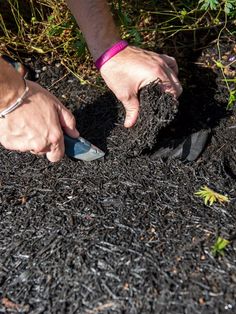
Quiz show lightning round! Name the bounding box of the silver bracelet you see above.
[0,78,29,118]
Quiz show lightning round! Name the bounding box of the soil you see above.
[0,37,236,314]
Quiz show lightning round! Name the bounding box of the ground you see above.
[0,34,236,314]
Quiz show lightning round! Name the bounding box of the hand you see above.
[100,46,183,128]
[0,80,79,162]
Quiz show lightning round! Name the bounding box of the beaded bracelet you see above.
[95,40,128,70]
[0,78,29,118]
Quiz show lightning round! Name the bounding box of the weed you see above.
[195,186,230,206]
[227,89,236,108]
[211,236,230,256]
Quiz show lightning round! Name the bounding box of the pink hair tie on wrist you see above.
[95,40,128,70]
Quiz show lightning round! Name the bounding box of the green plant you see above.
[199,0,219,11]
[228,89,236,108]
[199,0,236,16]
[195,186,230,206]
[214,59,236,108]
[211,236,230,256]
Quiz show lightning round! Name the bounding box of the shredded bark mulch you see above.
[0,40,236,314]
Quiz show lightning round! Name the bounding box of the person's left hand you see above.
[100,46,182,128]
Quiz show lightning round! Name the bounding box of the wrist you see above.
[0,81,25,110]
[95,40,129,70]
[0,58,25,110]
[0,78,29,118]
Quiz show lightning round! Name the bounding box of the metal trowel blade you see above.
[64,134,105,161]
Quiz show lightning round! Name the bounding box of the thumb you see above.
[58,105,80,138]
[123,96,140,128]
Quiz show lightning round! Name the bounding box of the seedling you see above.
[211,236,230,256]
[227,89,236,108]
[195,186,230,206]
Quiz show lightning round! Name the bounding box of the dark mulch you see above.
[0,39,236,314]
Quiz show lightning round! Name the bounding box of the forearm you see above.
[0,57,25,110]
[66,0,120,60]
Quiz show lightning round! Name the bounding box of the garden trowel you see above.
[2,55,105,161]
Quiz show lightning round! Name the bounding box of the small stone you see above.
[123,283,129,290]
[199,297,205,305]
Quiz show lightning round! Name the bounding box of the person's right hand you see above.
[0,80,79,162]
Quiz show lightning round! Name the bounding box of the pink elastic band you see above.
[95,40,128,70]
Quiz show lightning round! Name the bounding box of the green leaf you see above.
[47,25,64,37]
[227,90,236,108]
[224,0,236,15]
[214,60,224,68]
[199,0,219,11]
[211,236,230,256]
[180,9,188,16]
[195,186,230,206]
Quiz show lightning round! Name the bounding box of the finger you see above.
[155,65,182,98]
[161,55,179,76]
[123,96,139,128]
[163,68,183,98]
[46,130,65,162]
[170,72,183,98]
[57,104,80,138]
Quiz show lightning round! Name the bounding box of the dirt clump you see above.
[109,81,178,158]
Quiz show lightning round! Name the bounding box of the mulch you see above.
[0,37,236,314]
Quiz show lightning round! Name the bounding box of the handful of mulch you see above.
[107,81,178,158]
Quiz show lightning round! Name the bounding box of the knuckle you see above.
[49,131,62,145]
